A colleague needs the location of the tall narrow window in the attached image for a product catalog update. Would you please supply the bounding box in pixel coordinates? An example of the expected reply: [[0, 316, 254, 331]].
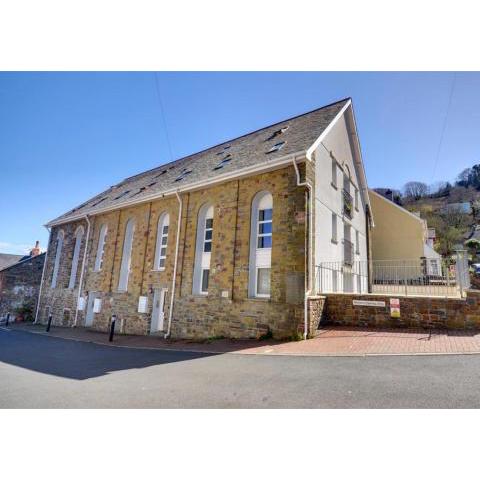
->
[[331, 213, 338, 243], [331, 159, 337, 188], [354, 187, 359, 211], [118, 218, 135, 292], [355, 230, 360, 254], [68, 226, 84, 289], [51, 230, 64, 289], [154, 213, 169, 270], [193, 204, 214, 295], [94, 224, 108, 271], [249, 191, 273, 298]]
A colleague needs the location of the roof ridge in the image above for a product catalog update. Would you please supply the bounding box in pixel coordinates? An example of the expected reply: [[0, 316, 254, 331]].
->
[[121, 97, 352, 184]]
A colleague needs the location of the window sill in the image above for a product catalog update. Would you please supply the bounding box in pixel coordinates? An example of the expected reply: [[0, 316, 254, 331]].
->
[[331, 239, 338, 244], [331, 182, 338, 190], [248, 296, 270, 302], [151, 268, 166, 272]]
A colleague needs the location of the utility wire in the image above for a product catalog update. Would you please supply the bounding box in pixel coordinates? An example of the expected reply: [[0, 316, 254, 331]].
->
[[154, 72, 174, 162], [432, 72, 457, 180]]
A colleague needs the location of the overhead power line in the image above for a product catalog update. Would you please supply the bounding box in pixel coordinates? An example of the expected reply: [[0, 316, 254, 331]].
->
[[432, 72, 457, 180], [153, 72, 174, 163]]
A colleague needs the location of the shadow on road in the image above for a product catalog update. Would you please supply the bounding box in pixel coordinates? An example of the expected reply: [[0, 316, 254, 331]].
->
[[0, 329, 216, 380]]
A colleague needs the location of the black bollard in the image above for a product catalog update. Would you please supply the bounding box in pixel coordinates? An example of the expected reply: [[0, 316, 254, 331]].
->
[[109, 315, 116, 342], [5, 313, 10, 327], [46, 314, 52, 332]]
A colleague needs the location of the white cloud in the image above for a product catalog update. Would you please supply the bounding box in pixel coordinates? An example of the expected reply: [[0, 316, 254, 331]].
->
[[0, 241, 32, 255]]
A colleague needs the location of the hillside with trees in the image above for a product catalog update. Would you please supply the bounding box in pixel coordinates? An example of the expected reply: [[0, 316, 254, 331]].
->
[[373, 164, 480, 256]]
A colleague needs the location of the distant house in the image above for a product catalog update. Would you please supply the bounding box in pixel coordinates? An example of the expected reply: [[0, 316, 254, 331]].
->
[[0, 253, 23, 271], [369, 190, 442, 275], [0, 242, 45, 322]]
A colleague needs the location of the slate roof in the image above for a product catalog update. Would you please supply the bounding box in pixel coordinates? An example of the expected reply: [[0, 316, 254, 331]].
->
[[0, 254, 23, 271], [49, 98, 350, 226]]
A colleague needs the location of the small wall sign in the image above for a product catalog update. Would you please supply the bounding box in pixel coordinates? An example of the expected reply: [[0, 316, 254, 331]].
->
[[93, 298, 102, 314], [353, 300, 386, 307], [77, 297, 86, 311], [390, 298, 400, 318]]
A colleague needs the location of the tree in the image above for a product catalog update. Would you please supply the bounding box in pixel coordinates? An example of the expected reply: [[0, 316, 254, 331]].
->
[[456, 168, 471, 188], [403, 181, 428, 200], [429, 181, 451, 198]]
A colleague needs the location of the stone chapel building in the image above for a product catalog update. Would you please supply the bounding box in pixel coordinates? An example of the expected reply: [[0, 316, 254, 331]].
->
[[36, 98, 372, 339]]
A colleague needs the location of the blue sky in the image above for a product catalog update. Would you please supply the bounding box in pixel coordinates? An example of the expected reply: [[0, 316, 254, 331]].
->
[[1, 71, 479, 255]]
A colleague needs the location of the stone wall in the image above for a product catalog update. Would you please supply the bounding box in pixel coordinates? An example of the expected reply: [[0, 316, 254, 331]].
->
[[38, 165, 308, 339], [317, 291, 480, 330], [0, 253, 45, 321]]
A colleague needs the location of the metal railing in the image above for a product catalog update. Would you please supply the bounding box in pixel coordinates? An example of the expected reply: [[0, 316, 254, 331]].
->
[[316, 252, 469, 298]]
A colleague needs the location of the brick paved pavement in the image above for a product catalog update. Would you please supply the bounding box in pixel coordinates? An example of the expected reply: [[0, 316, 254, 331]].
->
[[6, 322, 480, 356]]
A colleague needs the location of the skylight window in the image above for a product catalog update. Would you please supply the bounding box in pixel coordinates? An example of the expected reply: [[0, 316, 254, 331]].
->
[[266, 126, 289, 141], [92, 197, 107, 207], [175, 168, 192, 182], [114, 190, 131, 200], [266, 141, 286, 154], [130, 187, 147, 198], [216, 145, 231, 155], [213, 154, 232, 170], [154, 170, 167, 178]]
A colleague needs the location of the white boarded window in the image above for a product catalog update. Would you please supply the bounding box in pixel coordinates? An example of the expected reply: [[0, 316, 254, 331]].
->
[[193, 204, 214, 295], [118, 218, 135, 292], [249, 191, 273, 298], [331, 159, 337, 188], [68, 226, 84, 289], [331, 213, 337, 243], [154, 213, 169, 270], [94, 224, 108, 272], [51, 230, 64, 289]]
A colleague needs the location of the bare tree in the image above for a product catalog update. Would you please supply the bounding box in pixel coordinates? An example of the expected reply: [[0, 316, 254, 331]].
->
[[403, 181, 428, 200]]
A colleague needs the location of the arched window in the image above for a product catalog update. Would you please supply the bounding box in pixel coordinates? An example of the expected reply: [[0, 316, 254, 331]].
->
[[153, 213, 169, 270], [68, 226, 84, 289], [193, 204, 214, 295], [94, 224, 108, 271], [118, 218, 135, 292], [51, 230, 65, 289], [249, 192, 273, 298]]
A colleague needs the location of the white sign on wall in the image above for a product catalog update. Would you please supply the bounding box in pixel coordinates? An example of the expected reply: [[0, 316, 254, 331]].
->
[[352, 300, 386, 307], [77, 297, 86, 311], [138, 296, 149, 313], [93, 298, 102, 313]]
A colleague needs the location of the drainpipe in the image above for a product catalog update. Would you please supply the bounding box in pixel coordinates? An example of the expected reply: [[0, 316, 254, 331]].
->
[[33, 226, 51, 324], [292, 156, 313, 340], [73, 215, 91, 327], [165, 190, 183, 339]]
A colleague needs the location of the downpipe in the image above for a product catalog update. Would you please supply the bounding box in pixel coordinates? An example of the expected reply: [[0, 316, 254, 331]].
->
[[292, 156, 313, 340], [165, 190, 182, 339]]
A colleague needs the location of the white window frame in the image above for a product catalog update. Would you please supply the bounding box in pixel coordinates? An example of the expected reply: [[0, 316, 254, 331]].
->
[[118, 218, 135, 292], [68, 226, 84, 289], [94, 224, 108, 272], [249, 191, 273, 299], [51, 230, 64, 289], [331, 159, 337, 189], [153, 212, 170, 271], [331, 213, 338, 243], [193, 204, 214, 295]]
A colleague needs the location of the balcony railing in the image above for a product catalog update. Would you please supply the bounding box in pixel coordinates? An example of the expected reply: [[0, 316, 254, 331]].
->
[[343, 239, 354, 266], [343, 189, 353, 219]]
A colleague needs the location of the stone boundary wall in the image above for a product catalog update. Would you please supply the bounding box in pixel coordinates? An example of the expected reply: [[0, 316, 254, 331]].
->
[[311, 291, 480, 330]]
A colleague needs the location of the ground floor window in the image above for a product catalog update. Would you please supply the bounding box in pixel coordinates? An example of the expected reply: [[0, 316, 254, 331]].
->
[[257, 267, 271, 296], [201, 269, 210, 293]]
